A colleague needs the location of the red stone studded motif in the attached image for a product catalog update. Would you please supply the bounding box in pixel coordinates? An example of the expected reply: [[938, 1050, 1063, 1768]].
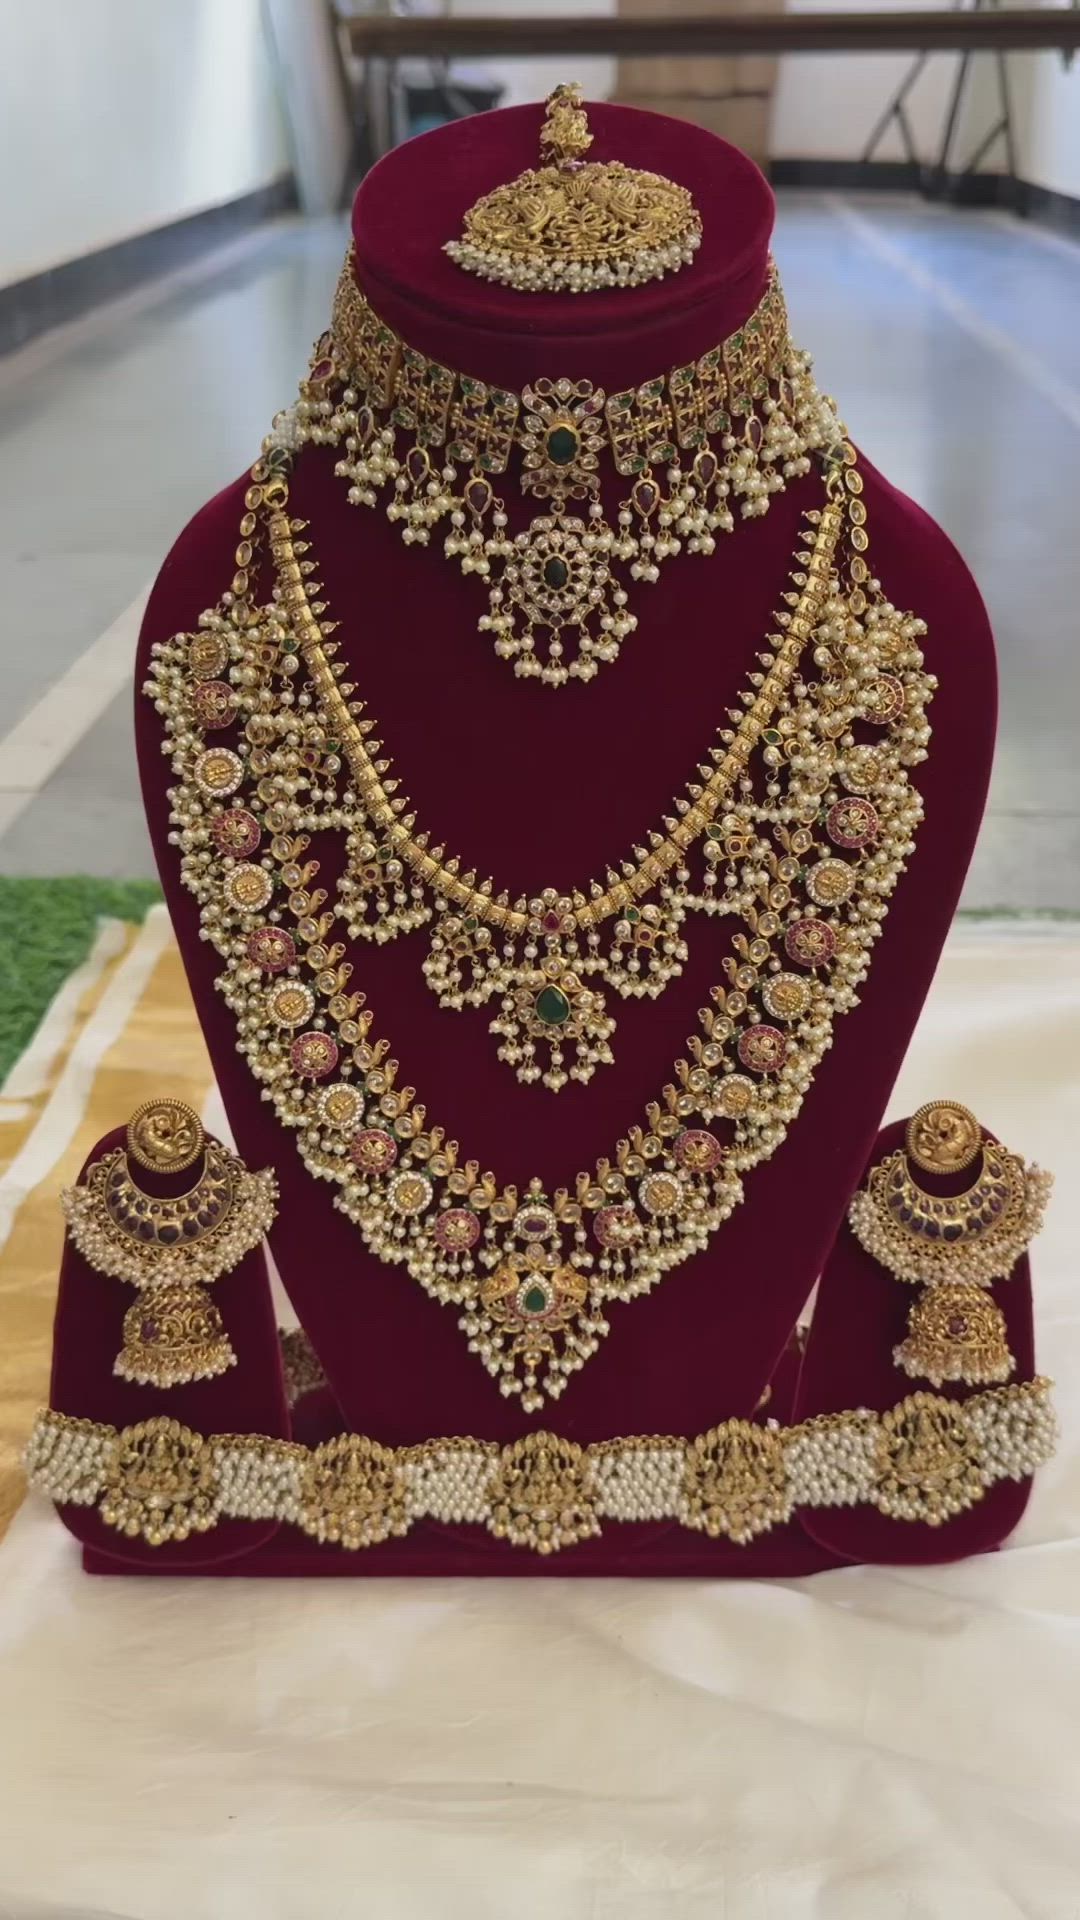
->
[[861, 673, 905, 726], [350, 1129, 399, 1174], [736, 1025, 787, 1074], [211, 809, 262, 858], [826, 798, 880, 850], [248, 926, 297, 973], [191, 680, 238, 730], [433, 1207, 482, 1253], [594, 1204, 643, 1249], [290, 1032, 339, 1080], [784, 917, 838, 968], [675, 1128, 724, 1173]]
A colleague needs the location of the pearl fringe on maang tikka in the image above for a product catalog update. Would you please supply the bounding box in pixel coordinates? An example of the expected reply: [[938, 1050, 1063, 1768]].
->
[[444, 83, 702, 295]]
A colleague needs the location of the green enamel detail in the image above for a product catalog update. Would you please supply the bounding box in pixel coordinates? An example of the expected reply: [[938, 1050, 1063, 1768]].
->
[[534, 985, 571, 1027], [546, 424, 579, 467]]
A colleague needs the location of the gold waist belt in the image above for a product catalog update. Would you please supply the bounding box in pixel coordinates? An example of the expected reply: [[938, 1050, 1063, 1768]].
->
[[26, 1381, 1055, 1558]]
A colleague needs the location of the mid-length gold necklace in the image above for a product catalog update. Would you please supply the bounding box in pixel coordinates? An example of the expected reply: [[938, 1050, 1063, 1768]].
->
[[274, 486, 849, 1093], [149, 441, 934, 1410]]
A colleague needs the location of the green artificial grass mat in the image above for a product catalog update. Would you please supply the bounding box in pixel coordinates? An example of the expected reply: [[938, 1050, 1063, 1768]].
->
[[0, 877, 162, 1085]]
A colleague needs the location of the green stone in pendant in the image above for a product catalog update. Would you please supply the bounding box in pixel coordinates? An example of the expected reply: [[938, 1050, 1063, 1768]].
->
[[545, 425, 579, 467], [534, 984, 571, 1027], [522, 1283, 550, 1315], [543, 556, 569, 590]]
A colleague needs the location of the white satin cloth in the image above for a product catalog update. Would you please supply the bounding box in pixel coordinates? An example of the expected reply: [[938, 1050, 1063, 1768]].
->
[[1, 927, 1077, 1919]]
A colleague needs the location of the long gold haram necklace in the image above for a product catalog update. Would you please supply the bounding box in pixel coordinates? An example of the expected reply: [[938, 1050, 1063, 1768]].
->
[[149, 445, 934, 1412], [280, 484, 883, 1094]]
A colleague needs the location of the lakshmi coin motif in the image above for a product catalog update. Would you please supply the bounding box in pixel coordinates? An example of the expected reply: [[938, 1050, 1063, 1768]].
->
[[840, 745, 887, 795], [761, 972, 812, 1022], [187, 632, 230, 680], [195, 748, 243, 798], [388, 1172, 433, 1217], [320, 1084, 365, 1132], [268, 982, 316, 1028], [639, 1171, 683, 1217], [224, 864, 273, 913], [805, 858, 856, 909], [713, 1074, 756, 1120], [126, 1098, 204, 1175]]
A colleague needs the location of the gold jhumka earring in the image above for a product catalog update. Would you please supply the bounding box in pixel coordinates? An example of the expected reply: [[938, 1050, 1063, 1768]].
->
[[848, 1100, 1052, 1389], [60, 1098, 277, 1388]]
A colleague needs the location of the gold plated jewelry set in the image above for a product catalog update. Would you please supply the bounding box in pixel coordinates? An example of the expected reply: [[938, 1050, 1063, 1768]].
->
[[285, 92, 832, 687], [31, 93, 1057, 1554]]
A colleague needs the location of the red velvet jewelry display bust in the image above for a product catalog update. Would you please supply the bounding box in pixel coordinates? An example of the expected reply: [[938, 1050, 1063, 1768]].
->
[[76, 100, 1027, 1574]]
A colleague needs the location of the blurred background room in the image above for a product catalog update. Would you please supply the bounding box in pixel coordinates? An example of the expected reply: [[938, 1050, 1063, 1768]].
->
[[1, 0, 1078, 940]]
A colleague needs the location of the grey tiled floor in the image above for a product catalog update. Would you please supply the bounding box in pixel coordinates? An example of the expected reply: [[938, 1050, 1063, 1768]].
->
[[0, 196, 1077, 908]]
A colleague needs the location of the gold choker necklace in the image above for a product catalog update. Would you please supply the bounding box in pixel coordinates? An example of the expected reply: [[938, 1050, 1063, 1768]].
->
[[279, 249, 841, 685], [146, 433, 934, 1410]]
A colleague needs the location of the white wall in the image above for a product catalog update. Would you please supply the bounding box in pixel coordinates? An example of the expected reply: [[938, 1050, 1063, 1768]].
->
[[446, 0, 1080, 203], [448, 0, 615, 111], [0, 0, 290, 289], [1009, 53, 1080, 198]]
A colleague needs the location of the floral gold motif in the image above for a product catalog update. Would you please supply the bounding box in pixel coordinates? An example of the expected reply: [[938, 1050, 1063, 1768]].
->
[[906, 1099, 982, 1174], [681, 1420, 791, 1543], [126, 1097, 204, 1174], [100, 1419, 221, 1546], [444, 84, 702, 295], [894, 1282, 1014, 1388], [297, 1434, 408, 1551], [871, 1393, 985, 1526], [486, 1432, 599, 1554]]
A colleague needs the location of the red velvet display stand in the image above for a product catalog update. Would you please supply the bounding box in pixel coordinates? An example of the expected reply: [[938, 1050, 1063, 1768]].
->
[[51, 102, 1039, 1573]]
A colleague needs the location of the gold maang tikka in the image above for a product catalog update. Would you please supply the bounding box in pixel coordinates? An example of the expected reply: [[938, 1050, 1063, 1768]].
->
[[444, 83, 703, 294]]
